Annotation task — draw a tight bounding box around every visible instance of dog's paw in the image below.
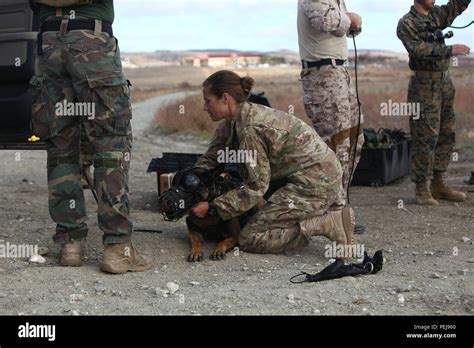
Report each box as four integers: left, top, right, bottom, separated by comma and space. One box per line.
187, 250, 204, 263
210, 249, 226, 261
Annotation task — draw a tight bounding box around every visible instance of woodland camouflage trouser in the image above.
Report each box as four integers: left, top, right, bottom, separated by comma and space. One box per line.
31, 19, 133, 245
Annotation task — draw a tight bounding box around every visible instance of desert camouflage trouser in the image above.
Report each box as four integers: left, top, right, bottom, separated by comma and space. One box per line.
30, 20, 133, 245
301, 65, 364, 210
239, 159, 342, 254
408, 74, 456, 182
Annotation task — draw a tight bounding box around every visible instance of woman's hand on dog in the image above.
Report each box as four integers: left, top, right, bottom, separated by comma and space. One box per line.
191, 202, 210, 219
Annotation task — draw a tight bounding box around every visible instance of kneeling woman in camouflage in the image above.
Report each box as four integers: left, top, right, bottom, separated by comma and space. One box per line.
190, 70, 355, 255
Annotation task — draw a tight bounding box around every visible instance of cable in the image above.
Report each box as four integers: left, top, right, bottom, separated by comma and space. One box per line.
346, 33, 363, 206
449, 20, 474, 29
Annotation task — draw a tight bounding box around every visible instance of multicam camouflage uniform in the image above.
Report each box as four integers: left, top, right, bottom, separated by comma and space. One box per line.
31, 7, 133, 245
397, 0, 471, 183
195, 102, 343, 254
298, 0, 365, 210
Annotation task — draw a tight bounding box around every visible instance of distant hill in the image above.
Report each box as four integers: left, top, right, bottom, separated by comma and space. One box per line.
122, 49, 473, 69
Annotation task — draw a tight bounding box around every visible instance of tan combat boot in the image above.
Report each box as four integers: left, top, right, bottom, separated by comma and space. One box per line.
415, 181, 439, 206
431, 172, 467, 202
59, 240, 85, 267
299, 206, 355, 257
100, 242, 153, 274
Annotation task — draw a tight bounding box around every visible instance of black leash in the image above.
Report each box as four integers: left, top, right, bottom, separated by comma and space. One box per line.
82, 168, 162, 234
82, 165, 98, 204
346, 33, 363, 206
134, 228, 163, 234
449, 20, 474, 29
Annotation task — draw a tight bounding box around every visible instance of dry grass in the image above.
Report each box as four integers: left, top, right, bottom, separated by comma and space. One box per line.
124, 66, 209, 90
153, 94, 215, 137
149, 64, 474, 155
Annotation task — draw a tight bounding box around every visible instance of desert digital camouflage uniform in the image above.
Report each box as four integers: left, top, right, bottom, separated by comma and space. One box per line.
397, 0, 471, 183
298, 0, 364, 210
31, 1, 134, 245
195, 102, 343, 254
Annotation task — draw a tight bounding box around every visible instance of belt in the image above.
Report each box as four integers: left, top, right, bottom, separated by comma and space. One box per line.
37, 19, 113, 55
41, 19, 113, 36
302, 59, 346, 70
414, 70, 449, 79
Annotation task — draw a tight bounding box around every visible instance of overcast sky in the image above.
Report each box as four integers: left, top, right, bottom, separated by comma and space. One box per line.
112, 0, 474, 53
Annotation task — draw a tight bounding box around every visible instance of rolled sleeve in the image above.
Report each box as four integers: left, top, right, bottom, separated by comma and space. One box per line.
301, 0, 351, 37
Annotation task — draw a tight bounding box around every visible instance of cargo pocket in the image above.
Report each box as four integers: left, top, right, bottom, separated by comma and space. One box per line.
87, 72, 132, 136
29, 75, 56, 139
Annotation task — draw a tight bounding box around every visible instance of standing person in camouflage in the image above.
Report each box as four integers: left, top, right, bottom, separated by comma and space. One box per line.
30, 0, 152, 273
397, 0, 470, 205
297, 0, 365, 233
190, 70, 355, 256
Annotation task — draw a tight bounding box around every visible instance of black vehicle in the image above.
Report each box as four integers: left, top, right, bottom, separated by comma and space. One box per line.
0, 0, 44, 149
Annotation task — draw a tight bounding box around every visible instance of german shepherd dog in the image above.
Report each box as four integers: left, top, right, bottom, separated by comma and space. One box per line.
185, 194, 270, 262
185, 214, 242, 262
160, 170, 271, 263
159, 170, 250, 262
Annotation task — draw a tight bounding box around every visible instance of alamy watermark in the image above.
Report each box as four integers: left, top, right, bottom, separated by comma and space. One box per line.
380, 100, 420, 120
0, 241, 38, 259
18, 322, 55, 342
55, 100, 95, 120
217, 147, 257, 168
324, 242, 365, 259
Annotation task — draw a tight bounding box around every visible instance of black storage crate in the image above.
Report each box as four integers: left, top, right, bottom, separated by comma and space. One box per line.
148, 153, 242, 194
147, 153, 202, 195
352, 139, 412, 186
148, 153, 202, 174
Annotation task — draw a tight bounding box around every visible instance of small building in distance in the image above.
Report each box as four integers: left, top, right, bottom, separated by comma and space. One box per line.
182, 53, 262, 68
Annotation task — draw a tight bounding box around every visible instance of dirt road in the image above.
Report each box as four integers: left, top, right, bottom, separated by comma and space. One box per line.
0, 94, 472, 316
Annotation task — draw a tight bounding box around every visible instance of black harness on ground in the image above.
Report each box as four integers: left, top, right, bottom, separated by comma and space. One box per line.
290, 250, 384, 284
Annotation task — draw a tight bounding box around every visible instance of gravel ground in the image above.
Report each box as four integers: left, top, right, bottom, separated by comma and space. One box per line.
0, 94, 473, 316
